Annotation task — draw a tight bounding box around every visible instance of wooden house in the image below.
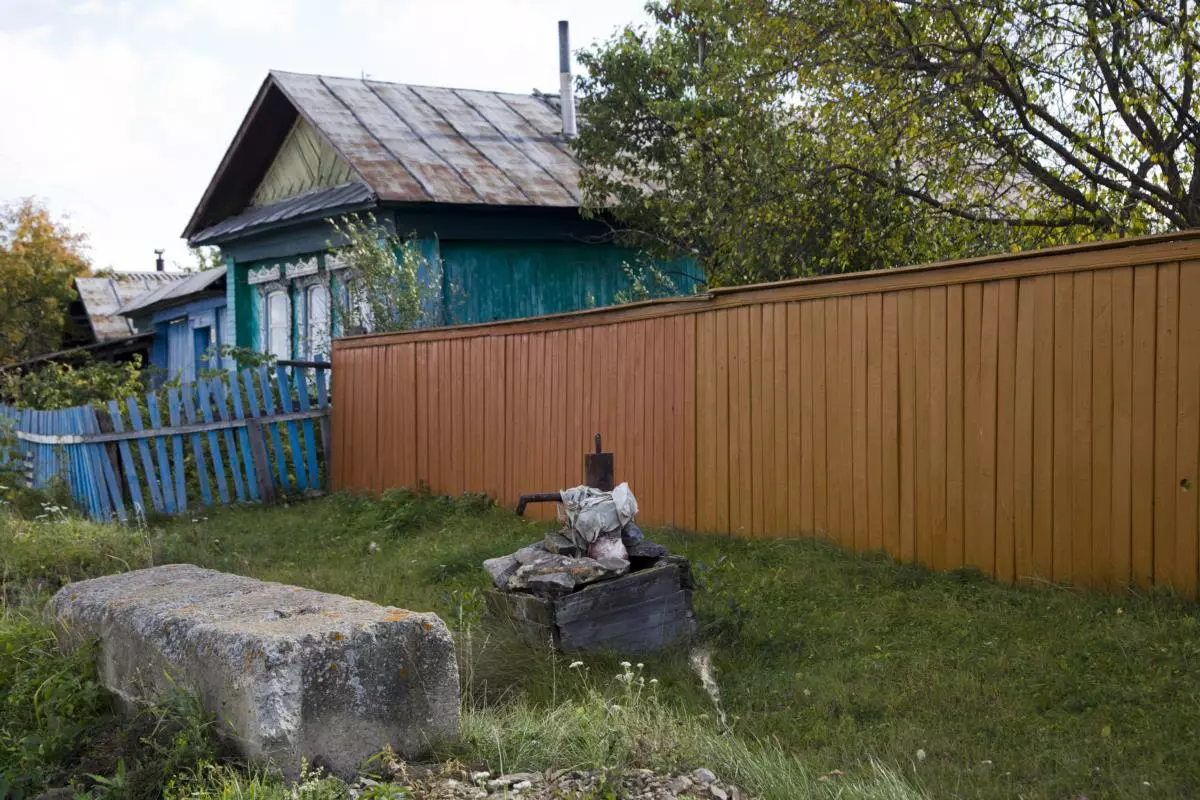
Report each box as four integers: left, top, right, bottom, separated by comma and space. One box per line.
181, 70, 697, 361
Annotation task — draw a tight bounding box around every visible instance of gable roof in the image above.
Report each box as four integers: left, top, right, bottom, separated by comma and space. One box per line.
117, 266, 227, 317
72, 272, 186, 341
184, 70, 583, 243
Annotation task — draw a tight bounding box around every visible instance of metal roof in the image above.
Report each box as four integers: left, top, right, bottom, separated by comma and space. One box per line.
184, 71, 584, 241
117, 266, 227, 316
74, 273, 186, 341
189, 182, 373, 245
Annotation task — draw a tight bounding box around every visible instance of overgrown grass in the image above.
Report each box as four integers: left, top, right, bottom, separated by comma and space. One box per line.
2, 490, 1200, 797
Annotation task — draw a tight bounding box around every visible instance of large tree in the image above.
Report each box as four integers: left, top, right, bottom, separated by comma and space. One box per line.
576, 0, 1198, 285
0, 199, 90, 365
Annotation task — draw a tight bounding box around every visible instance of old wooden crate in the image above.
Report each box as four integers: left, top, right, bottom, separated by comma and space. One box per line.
485, 560, 695, 653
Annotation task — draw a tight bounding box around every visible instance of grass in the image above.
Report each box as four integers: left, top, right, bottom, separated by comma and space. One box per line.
2, 489, 1200, 798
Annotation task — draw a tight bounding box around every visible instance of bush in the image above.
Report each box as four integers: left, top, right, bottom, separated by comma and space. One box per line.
0, 356, 147, 410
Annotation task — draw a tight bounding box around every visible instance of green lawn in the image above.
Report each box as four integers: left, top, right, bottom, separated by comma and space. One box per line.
3, 491, 1200, 798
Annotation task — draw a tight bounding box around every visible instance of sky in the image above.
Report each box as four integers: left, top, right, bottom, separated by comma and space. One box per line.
0, 0, 652, 272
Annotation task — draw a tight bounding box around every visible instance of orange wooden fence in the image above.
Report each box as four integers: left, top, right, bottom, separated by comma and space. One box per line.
333, 231, 1200, 595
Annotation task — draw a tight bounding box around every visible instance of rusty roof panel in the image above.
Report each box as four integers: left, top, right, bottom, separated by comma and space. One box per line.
410, 85, 576, 206
458, 90, 582, 204
271, 71, 431, 203
369, 81, 529, 206
319, 76, 479, 205
75, 273, 185, 341
190, 181, 374, 245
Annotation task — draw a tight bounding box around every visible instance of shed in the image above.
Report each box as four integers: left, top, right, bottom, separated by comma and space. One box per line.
118, 267, 229, 384
183, 70, 697, 360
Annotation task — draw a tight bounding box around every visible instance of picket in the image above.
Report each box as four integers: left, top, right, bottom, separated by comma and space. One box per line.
228, 376, 259, 502
127, 395, 165, 514
196, 380, 231, 505
259, 364, 290, 493
168, 389, 187, 512
212, 381, 247, 503
276, 365, 309, 491
5, 364, 330, 521
146, 393, 176, 514
182, 385, 214, 507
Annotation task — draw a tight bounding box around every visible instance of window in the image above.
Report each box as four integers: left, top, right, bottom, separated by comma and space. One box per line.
267, 290, 290, 361
345, 277, 373, 334
307, 283, 330, 359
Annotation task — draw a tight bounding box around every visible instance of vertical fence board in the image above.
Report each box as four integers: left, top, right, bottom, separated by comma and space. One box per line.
168, 389, 188, 511
127, 395, 166, 513
1175, 263, 1200, 596
1032, 275, 1055, 579
1091, 270, 1114, 587
228, 375, 260, 502
293, 369, 321, 493
898, 291, 917, 560
1014, 278, 1035, 582
1072, 272, 1094, 584
929, 288, 948, 570
181, 388, 213, 507
1110, 267, 1134, 587
259, 364, 289, 494
946, 285, 965, 568
866, 294, 884, 551
1154, 263, 1181, 586
812, 301, 829, 535
881, 293, 900, 556
913, 288, 931, 563
995, 280, 1018, 583
1053, 273, 1075, 581
797, 302, 814, 536
212, 382, 247, 503
851, 295, 869, 550
196, 382, 231, 505
275, 365, 308, 493
145, 394, 176, 514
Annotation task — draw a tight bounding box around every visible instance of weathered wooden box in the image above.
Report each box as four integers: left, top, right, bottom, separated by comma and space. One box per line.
485, 560, 695, 653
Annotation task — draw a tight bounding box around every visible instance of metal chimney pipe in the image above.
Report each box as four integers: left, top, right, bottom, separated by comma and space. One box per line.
154, 248, 165, 272
558, 20, 577, 137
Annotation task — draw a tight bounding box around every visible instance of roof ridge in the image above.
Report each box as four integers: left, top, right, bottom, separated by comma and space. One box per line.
268, 68, 553, 101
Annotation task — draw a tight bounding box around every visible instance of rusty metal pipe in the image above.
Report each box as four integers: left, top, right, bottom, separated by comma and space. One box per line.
515, 491, 561, 516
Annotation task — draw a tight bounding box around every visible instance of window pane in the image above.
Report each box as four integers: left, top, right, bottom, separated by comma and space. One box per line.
308, 284, 330, 358
267, 291, 289, 360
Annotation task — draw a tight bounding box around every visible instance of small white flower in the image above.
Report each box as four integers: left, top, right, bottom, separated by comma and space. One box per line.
569, 661, 584, 669
621, 661, 632, 668
916, 749, 926, 762
650, 678, 659, 685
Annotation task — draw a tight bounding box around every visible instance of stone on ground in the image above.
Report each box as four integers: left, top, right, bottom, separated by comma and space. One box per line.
49, 564, 458, 779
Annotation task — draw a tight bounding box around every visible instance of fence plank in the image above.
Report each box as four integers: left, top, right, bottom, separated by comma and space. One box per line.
1091, 270, 1114, 588
1174, 263, 1200, 597
126, 396, 165, 514
1110, 267, 1134, 587
241, 370, 271, 500
182, 380, 214, 507
276, 365, 309, 492
996, 280, 1018, 583
1014, 278, 1035, 582
259, 364, 290, 493
294, 369, 321, 491
913, 288, 931, 563
146, 393, 176, 514
315, 365, 332, 488
212, 381, 247, 503
881, 294, 900, 556
1154, 263, 1180, 586
168, 389, 187, 512
1033, 276, 1055, 579
84, 406, 124, 522
228, 375, 259, 502
107, 400, 146, 516
1052, 273, 1074, 582
1130, 267, 1157, 586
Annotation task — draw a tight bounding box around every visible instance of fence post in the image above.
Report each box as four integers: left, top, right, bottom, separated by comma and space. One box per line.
245, 418, 276, 505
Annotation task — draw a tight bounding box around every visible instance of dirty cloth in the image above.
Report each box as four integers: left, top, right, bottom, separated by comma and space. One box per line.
558, 483, 638, 544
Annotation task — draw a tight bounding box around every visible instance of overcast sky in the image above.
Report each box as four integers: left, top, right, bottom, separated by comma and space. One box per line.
0, 0, 650, 272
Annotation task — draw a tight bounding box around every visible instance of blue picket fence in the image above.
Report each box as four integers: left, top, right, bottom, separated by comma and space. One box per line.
0, 362, 330, 521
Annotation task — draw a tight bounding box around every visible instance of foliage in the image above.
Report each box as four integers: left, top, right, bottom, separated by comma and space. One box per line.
0, 612, 109, 799
0, 355, 147, 410
175, 247, 223, 274
576, 0, 1199, 285
612, 256, 682, 304
6, 495, 1200, 797
0, 199, 91, 365
326, 214, 443, 335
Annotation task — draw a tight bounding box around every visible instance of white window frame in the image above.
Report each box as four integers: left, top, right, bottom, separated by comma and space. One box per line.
265, 288, 291, 361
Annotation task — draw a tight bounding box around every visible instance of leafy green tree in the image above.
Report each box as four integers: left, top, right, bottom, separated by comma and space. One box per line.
0, 355, 147, 410
0, 199, 90, 364
577, 0, 1195, 285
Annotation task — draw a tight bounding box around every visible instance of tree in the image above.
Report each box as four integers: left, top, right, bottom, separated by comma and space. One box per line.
805, 0, 1200, 233
576, 1, 1196, 285
0, 199, 90, 365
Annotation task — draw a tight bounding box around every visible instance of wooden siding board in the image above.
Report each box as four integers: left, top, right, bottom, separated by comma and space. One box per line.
882, 294, 900, 556
1091, 271, 1114, 587
995, 280, 1018, 583
1175, 262, 1200, 596
1110, 267, 1134, 587
946, 285, 965, 568
1032, 276, 1055, 579
867, 294, 884, 552
852, 295, 869, 551
1053, 273, 1075, 582
898, 291, 916, 560
913, 288, 931, 563
929, 288, 948, 570
1014, 278, 1036, 583
1154, 263, 1180, 585
1072, 272, 1094, 584
812, 301, 829, 535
